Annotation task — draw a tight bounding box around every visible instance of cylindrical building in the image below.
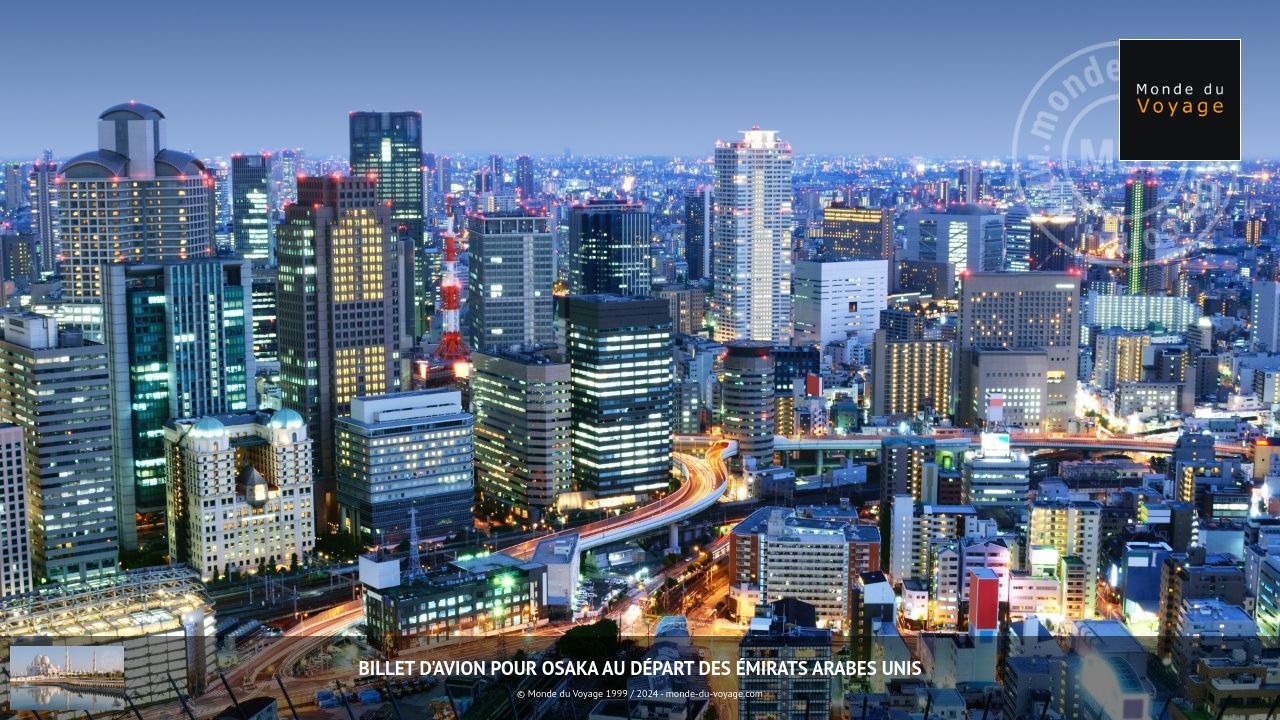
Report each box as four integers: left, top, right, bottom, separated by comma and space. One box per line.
722, 341, 775, 467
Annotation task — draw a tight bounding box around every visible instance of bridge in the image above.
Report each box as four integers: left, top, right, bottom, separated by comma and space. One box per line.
762, 432, 1246, 458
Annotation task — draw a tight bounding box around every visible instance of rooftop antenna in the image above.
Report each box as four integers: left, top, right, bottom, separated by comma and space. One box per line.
407, 507, 423, 579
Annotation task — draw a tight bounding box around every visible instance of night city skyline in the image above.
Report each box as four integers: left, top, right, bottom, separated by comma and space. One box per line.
0, 0, 1278, 158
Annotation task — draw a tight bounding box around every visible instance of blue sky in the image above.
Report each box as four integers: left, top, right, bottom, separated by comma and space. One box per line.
0, 0, 1273, 158
11, 645, 124, 675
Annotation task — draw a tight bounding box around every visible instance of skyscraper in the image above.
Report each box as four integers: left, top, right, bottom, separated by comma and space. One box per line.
515, 154, 535, 199
1028, 214, 1078, 271
472, 349, 572, 526
0, 424, 30, 598
1125, 170, 1158, 295
1003, 205, 1030, 272
566, 295, 673, 504
336, 390, 473, 546
722, 342, 775, 468
568, 199, 652, 296
277, 176, 403, 527
349, 111, 425, 338
0, 312, 116, 584
103, 259, 256, 550
166, 409, 314, 581
904, 206, 1005, 274
59, 103, 215, 336
467, 209, 555, 352
711, 128, 793, 343
231, 153, 273, 262
958, 272, 1080, 431
958, 163, 984, 203
821, 203, 892, 261
27, 159, 58, 275
792, 258, 889, 347
684, 187, 711, 281
870, 330, 953, 420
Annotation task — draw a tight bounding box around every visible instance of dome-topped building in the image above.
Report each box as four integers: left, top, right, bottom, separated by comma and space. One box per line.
58, 102, 215, 335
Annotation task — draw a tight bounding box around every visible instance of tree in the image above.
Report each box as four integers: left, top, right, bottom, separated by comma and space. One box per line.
557, 619, 620, 665
290, 553, 300, 573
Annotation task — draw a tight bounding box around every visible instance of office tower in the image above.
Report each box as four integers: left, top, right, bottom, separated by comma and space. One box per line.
958, 272, 1080, 431
1028, 499, 1101, 619
792, 258, 889, 347
275, 148, 303, 210
336, 390, 473, 546
1029, 215, 1078, 271
738, 601, 831, 720
1253, 280, 1280, 352
27, 159, 58, 274
488, 154, 505, 191
103, 258, 255, 550
472, 349, 571, 526
1125, 170, 1158, 295
895, 258, 956, 297
684, 186, 711, 281
728, 507, 880, 630
711, 128, 793, 343
349, 111, 425, 338
251, 265, 278, 365
655, 285, 707, 335
958, 163, 984, 203
0, 425, 30, 598
566, 295, 672, 504
230, 153, 273, 262
822, 203, 892, 261
0, 312, 116, 584
2, 234, 38, 290
722, 342, 775, 468
1004, 205, 1030, 272
515, 154, 534, 199
59, 103, 215, 335
2, 163, 23, 212
879, 308, 925, 341
962, 432, 1030, 511
278, 176, 402, 526
904, 206, 1005, 273
467, 210, 555, 351
870, 330, 953, 420
166, 409, 314, 581
567, 199, 652, 296
1092, 329, 1151, 391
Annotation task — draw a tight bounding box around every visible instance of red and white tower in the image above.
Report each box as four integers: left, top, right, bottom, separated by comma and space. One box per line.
431, 197, 470, 370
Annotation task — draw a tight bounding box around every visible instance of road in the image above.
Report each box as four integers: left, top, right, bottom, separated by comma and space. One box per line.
502, 443, 729, 560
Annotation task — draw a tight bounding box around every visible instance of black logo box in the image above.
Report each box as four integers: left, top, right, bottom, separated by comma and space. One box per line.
1119, 39, 1241, 162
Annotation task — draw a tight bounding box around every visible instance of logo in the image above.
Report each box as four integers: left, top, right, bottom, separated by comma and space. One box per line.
1120, 39, 1241, 162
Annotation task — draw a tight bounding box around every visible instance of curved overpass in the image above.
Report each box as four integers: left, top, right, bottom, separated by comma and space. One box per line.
501, 442, 733, 561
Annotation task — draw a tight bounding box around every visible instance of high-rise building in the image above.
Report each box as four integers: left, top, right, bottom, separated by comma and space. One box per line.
904, 206, 1005, 274
1088, 294, 1201, 333
2, 234, 38, 290
1003, 205, 1030, 272
0, 312, 116, 584
1029, 215, 1079, 272
792, 258, 889, 347
655, 285, 707, 335
722, 342, 775, 468
958, 163, 984, 204
103, 259, 256, 550
515, 154, 535, 199
961, 432, 1030, 511
27, 159, 58, 274
821, 203, 892, 261
1253, 280, 1280, 352
472, 349, 571, 526
0, 424, 30, 598
1125, 170, 1158, 295
166, 409, 314, 581
59, 103, 215, 336
684, 186, 711, 281
566, 295, 672, 504
1092, 329, 1151, 391
958, 272, 1080, 431
728, 507, 880, 630
467, 210, 555, 352
568, 199, 652, 296
274, 148, 303, 210
2, 163, 24, 212
889, 498, 980, 583
349, 111, 425, 338
336, 390, 473, 546
870, 330, 953, 420
251, 265, 278, 365
1028, 499, 1101, 620
738, 601, 831, 720
277, 176, 403, 527
711, 128, 793, 343
231, 153, 273, 262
